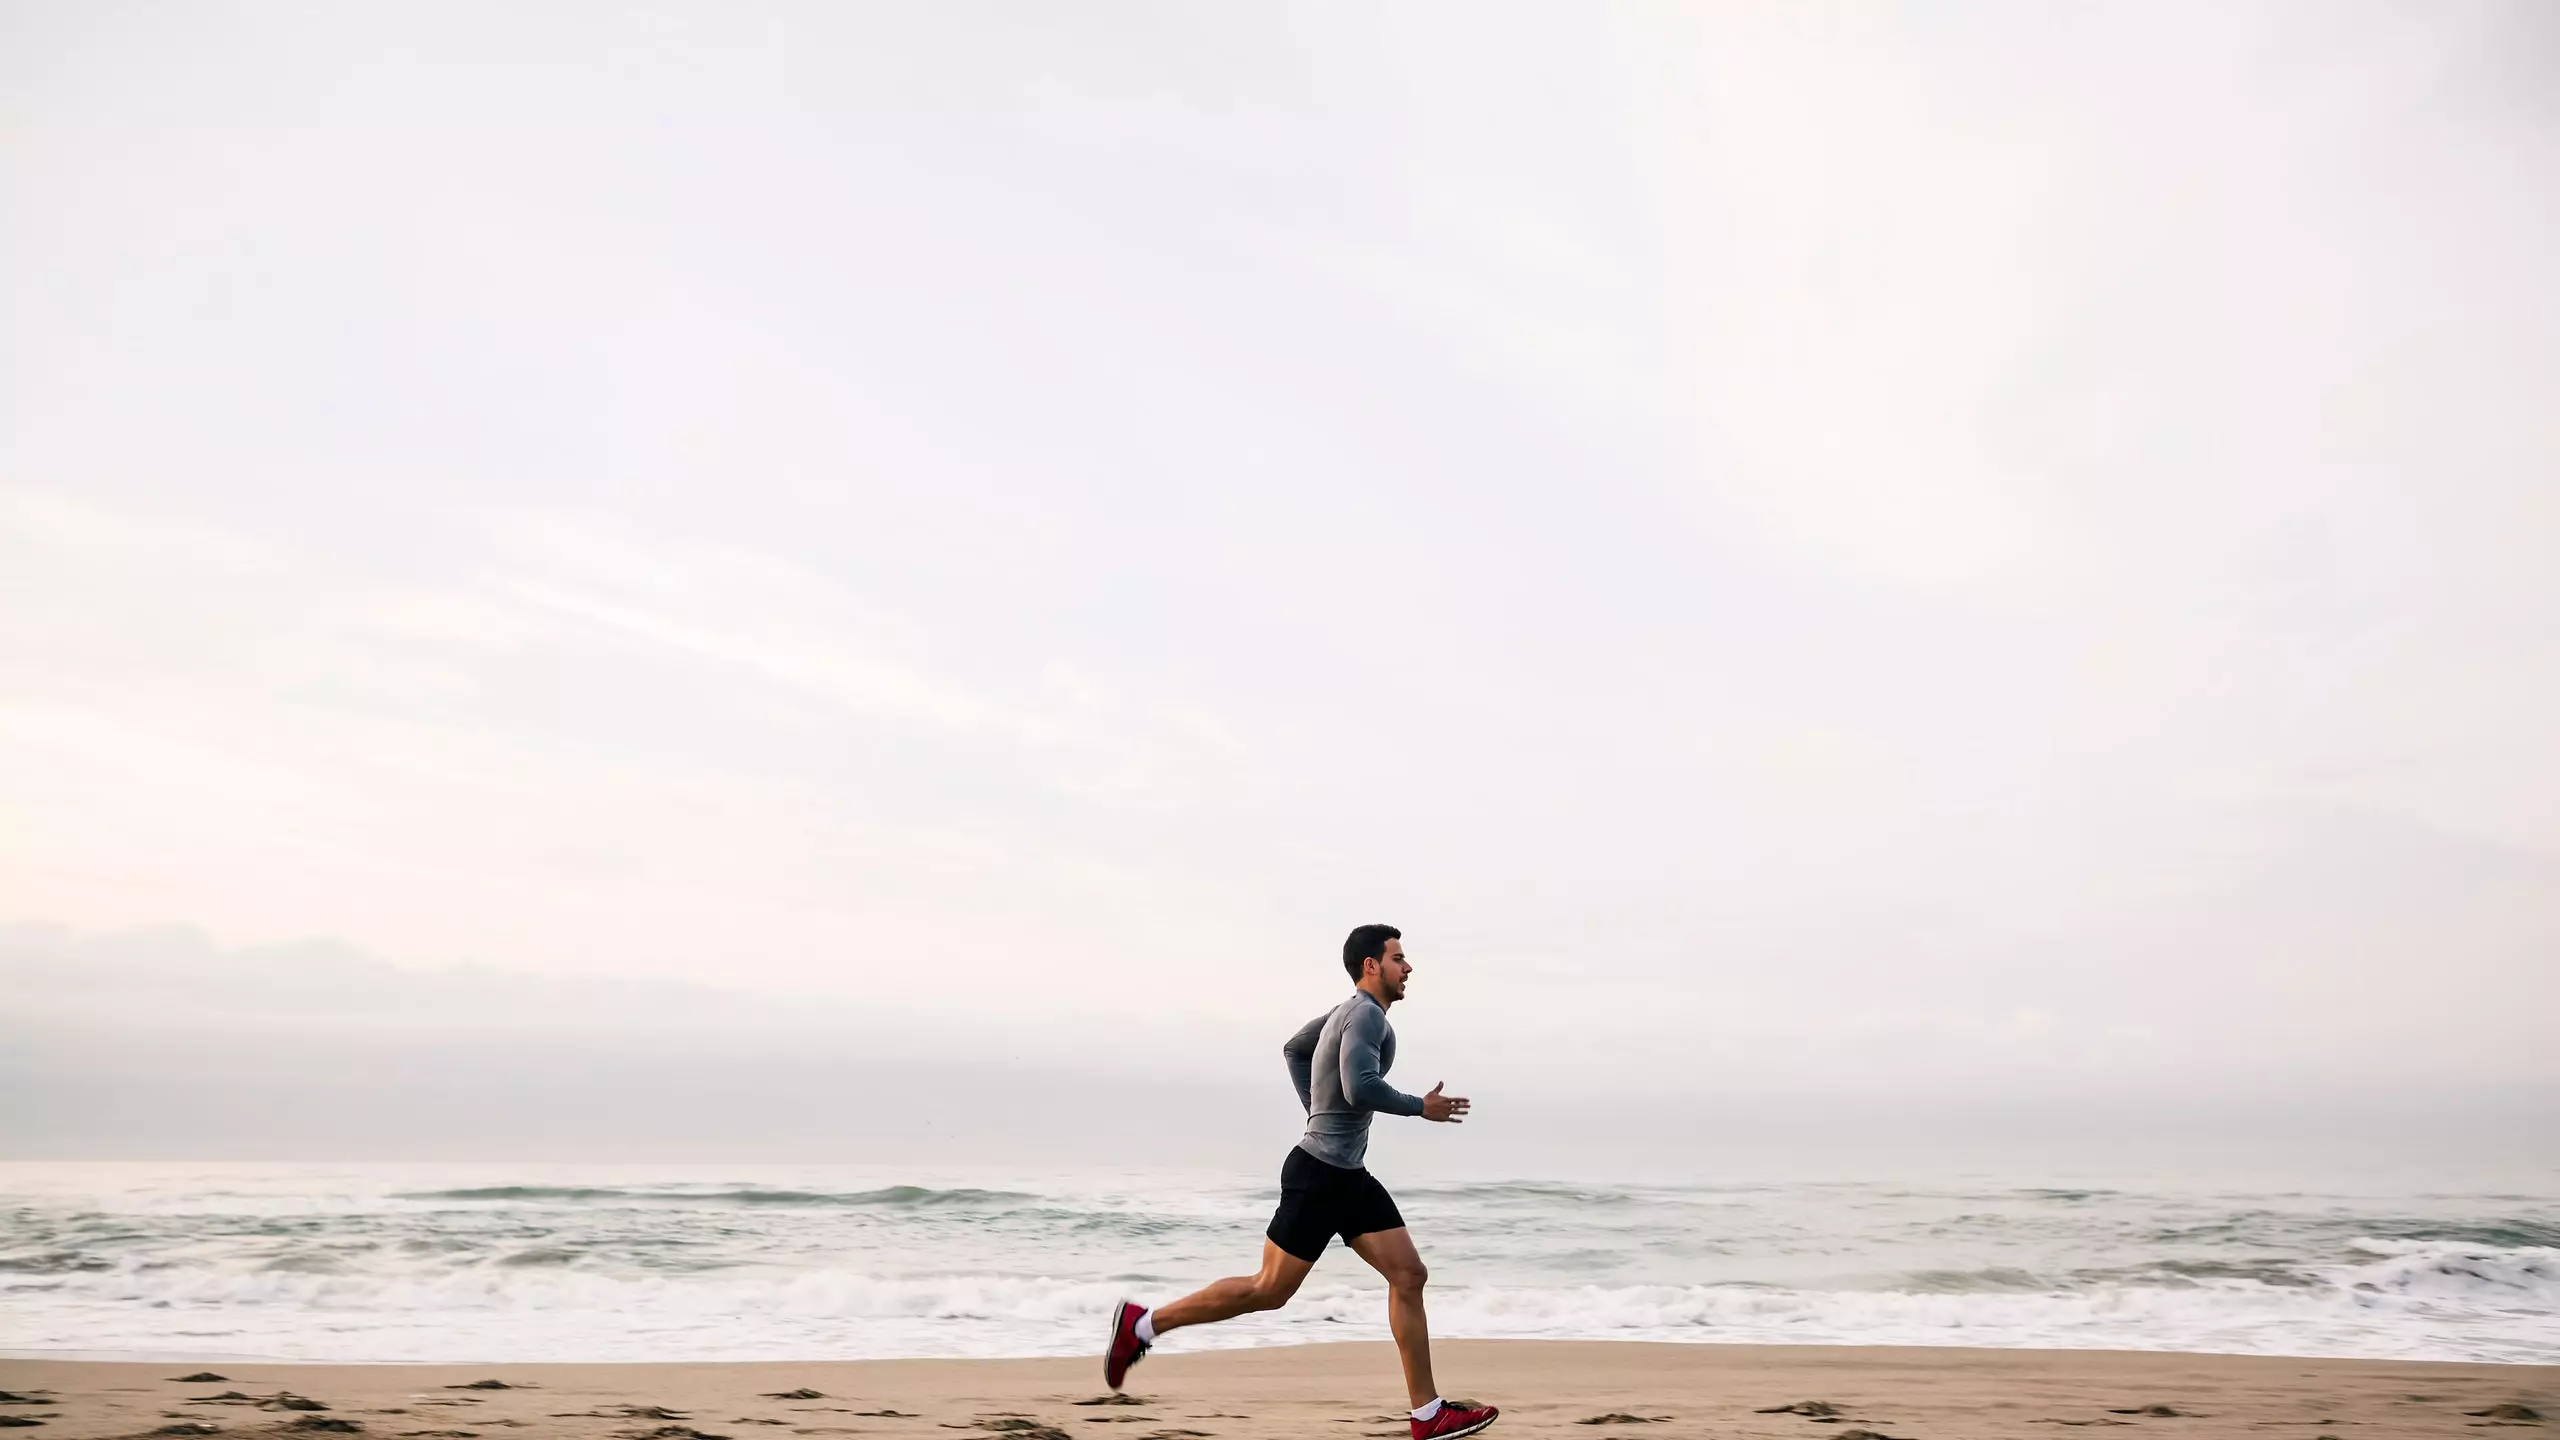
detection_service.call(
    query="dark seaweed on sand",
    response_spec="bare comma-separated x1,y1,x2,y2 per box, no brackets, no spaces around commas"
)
961,1422,1069,1440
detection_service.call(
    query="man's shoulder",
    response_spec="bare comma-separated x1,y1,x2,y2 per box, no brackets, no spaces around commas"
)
1337,993,1388,1034
1313,991,1365,1030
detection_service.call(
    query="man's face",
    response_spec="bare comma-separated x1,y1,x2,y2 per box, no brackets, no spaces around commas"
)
1373,938,1411,1000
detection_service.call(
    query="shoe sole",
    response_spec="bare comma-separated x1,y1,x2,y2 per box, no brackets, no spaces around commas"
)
1427,1413,1499,1440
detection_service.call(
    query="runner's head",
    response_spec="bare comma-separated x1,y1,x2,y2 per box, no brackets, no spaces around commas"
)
1343,923,1409,1001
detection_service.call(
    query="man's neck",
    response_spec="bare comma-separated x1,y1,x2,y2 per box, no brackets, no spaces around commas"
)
1356,977,1394,1010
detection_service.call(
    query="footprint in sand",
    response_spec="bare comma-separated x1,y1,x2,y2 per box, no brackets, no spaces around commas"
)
1574,1416,1669,1426
1755,1402,1843,1419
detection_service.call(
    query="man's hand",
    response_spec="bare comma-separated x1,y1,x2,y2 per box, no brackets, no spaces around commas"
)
1422,1081,1471,1124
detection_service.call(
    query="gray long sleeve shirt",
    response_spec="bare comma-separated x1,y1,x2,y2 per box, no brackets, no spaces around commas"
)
1282,989,1425,1169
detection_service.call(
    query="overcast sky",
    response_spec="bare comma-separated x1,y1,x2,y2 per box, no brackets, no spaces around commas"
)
3,2,2554,1166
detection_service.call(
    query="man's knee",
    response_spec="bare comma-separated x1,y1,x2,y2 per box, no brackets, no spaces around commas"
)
1246,1266,1305,1311
1385,1259,1427,1293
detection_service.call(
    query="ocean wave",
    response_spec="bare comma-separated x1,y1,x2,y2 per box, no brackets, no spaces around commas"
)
0,1250,116,1274
1894,1266,2050,1293
1419,1182,1642,1207
9,1165,2554,1365
2340,1237,2560,1304
13,1255,2557,1365
2371,1220,2560,1249
27,1244,2551,1317
393,1184,1038,1208
2142,1258,2318,1288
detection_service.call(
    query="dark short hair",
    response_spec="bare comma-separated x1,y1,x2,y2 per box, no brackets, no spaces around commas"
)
1342,924,1402,981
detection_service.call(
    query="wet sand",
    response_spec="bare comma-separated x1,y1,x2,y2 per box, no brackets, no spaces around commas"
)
2,1343,2552,1440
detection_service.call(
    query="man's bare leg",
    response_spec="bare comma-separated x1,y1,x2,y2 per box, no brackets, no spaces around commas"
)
1149,1240,1313,1335
1347,1226,1435,1409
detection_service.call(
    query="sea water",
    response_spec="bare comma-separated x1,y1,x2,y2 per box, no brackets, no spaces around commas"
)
3,1162,2554,1364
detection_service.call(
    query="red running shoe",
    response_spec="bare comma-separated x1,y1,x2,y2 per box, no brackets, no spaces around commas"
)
1101,1300,1150,1391
1410,1401,1499,1440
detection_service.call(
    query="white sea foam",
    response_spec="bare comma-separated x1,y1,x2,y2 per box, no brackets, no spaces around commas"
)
3,1163,2554,1364
2337,1237,2560,1306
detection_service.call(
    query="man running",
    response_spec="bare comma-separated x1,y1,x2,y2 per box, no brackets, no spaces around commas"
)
1102,924,1498,1440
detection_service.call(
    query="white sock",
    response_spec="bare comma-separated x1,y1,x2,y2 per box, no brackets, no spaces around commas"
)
1411,1400,1443,1422
1134,1309,1157,1345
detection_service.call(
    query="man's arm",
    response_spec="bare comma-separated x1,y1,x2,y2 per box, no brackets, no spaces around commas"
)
1281,1013,1326,1114
1337,1006,1426,1117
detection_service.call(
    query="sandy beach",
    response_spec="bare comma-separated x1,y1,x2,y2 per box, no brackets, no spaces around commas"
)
3,1344,2551,1440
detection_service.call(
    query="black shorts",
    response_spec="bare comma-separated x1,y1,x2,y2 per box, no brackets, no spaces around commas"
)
1265,1145,1406,1262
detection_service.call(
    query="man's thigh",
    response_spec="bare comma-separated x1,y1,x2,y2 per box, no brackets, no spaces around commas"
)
1254,1237,1317,1301
1346,1225,1425,1286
